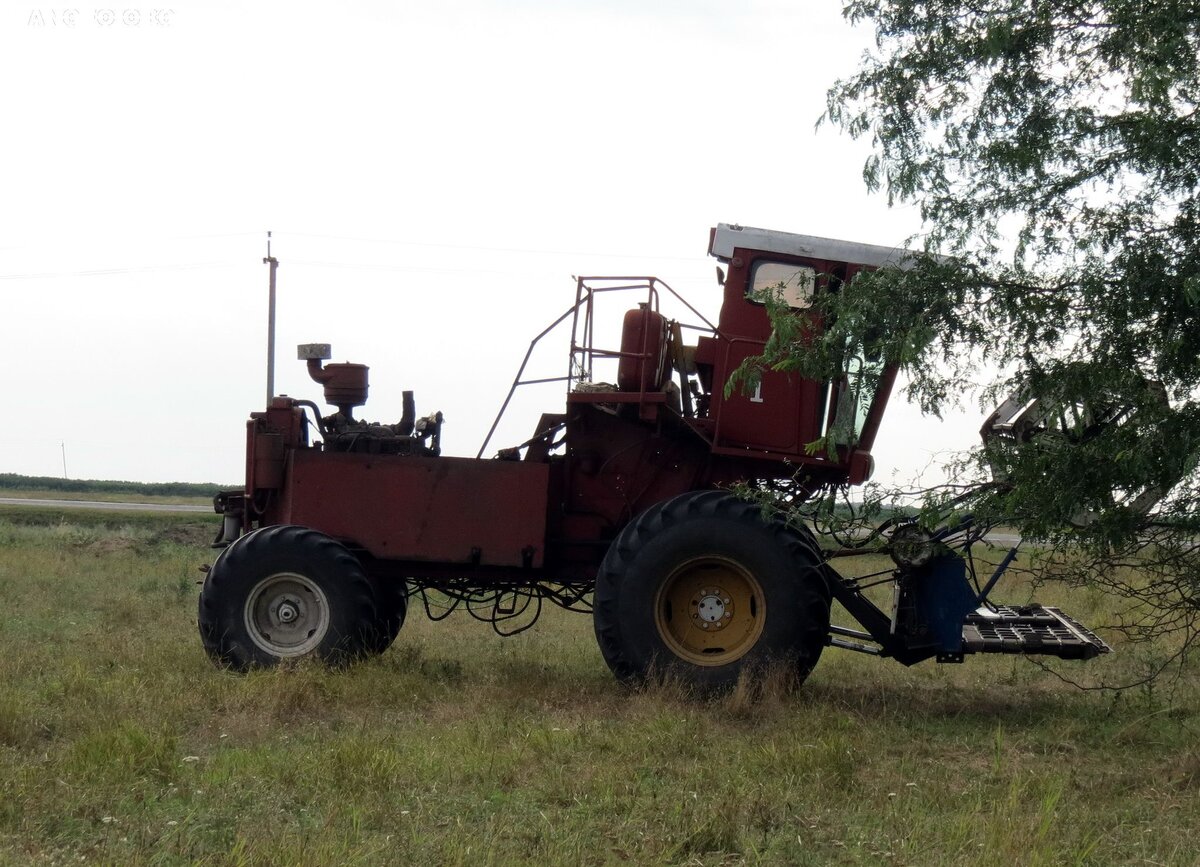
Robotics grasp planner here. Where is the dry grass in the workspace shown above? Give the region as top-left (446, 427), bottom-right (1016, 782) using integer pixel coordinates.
top-left (0, 514), bottom-right (1197, 864)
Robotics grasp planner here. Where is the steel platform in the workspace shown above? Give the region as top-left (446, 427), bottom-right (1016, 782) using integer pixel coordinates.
top-left (961, 605), bottom-right (1111, 660)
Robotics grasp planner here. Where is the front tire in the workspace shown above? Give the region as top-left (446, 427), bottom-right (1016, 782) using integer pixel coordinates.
top-left (593, 491), bottom-right (830, 692)
top-left (199, 525), bottom-right (379, 671)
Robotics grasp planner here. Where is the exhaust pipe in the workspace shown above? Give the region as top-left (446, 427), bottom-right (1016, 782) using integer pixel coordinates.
top-left (398, 390), bottom-right (416, 436)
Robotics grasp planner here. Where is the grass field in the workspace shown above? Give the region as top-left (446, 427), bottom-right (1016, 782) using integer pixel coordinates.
top-left (1, 509), bottom-right (1198, 865)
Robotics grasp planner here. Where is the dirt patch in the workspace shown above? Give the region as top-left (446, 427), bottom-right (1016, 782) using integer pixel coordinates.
top-left (86, 536), bottom-right (142, 555)
top-left (150, 522), bottom-right (214, 548)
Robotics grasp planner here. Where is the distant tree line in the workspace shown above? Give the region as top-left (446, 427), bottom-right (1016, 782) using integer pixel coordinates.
top-left (0, 474), bottom-right (232, 498)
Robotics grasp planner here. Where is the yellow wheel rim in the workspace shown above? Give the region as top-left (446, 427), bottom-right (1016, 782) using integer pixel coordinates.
top-left (653, 556), bottom-right (765, 666)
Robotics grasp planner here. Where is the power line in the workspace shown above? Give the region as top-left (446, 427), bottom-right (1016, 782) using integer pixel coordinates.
top-left (0, 229), bottom-right (717, 283)
top-left (280, 230), bottom-right (710, 262)
top-left (0, 230), bottom-right (262, 254)
top-left (0, 261), bottom-right (242, 280)
top-left (284, 259), bottom-right (718, 296)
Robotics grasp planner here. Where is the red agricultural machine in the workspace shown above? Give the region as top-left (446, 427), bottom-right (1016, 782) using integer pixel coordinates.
top-left (200, 223), bottom-right (1109, 690)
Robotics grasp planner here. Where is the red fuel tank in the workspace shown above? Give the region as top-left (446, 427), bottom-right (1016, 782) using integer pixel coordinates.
top-left (617, 305), bottom-right (667, 392)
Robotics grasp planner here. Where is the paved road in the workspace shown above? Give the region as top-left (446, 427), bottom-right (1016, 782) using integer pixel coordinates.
top-left (0, 497), bottom-right (211, 514)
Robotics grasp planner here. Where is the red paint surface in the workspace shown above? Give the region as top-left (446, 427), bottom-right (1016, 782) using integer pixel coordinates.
top-left (272, 451), bottom-right (549, 568)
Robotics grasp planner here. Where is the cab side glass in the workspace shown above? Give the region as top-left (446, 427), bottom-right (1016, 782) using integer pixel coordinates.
top-left (749, 261), bottom-right (816, 309)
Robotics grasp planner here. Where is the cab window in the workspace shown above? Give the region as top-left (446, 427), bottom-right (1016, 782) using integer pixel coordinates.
top-left (749, 261), bottom-right (815, 309)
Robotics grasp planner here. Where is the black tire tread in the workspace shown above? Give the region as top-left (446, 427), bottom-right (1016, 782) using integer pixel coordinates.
top-left (366, 578), bottom-right (409, 655)
top-left (198, 525), bottom-right (379, 671)
top-left (593, 490), bottom-right (830, 689)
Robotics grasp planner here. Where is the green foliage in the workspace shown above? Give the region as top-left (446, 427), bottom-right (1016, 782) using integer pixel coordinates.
top-left (826, 2), bottom-right (1200, 424)
top-left (737, 1), bottom-right (1200, 647)
top-left (821, 0), bottom-right (1200, 508)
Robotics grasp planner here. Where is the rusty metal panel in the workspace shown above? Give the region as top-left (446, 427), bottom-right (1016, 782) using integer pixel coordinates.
top-left (280, 452), bottom-right (549, 568)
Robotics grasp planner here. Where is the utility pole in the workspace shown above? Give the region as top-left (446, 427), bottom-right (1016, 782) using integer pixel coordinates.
top-left (264, 231), bottom-right (279, 405)
top-left (61, 442), bottom-right (67, 480)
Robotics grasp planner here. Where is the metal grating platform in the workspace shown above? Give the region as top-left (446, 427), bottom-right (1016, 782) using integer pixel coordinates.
top-left (961, 605), bottom-right (1112, 660)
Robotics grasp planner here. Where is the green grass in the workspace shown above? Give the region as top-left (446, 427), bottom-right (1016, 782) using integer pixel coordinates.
top-left (0, 516), bottom-right (1198, 865)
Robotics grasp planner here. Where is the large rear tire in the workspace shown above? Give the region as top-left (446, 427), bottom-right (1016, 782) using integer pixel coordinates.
top-left (199, 525), bottom-right (379, 671)
top-left (366, 578), bottom-right (409, 654)
top-left (593, 491), bottom-right (830, 692)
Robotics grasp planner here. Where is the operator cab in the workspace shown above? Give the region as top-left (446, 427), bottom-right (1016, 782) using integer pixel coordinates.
top-left (698, 223), bottom-right (913, 481)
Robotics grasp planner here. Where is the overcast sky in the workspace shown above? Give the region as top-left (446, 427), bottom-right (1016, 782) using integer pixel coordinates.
top-left (1, 1), bottom-right (983, 486)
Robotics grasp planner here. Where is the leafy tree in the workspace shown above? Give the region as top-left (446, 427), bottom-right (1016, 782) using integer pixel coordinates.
top-left (751, 0), bottom-right (1200, 668)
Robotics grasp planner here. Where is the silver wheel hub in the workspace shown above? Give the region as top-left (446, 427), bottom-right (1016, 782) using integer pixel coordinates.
top-left (691, 587), bottom-right (734, 631)
top-left (276, 599), bottom-right (300, 624)
top-left (244, 572), bottom-right (330, 657)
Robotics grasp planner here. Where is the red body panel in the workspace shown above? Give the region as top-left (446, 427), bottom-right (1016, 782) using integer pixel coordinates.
top-left (709, 337), bottom-right (826, 453)
top-left (266, 451), bottom-right (549, 568)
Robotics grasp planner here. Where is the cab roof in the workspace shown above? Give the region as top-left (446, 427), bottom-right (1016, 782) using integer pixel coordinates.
top-left (709, 223), bottom-right (920, 270)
